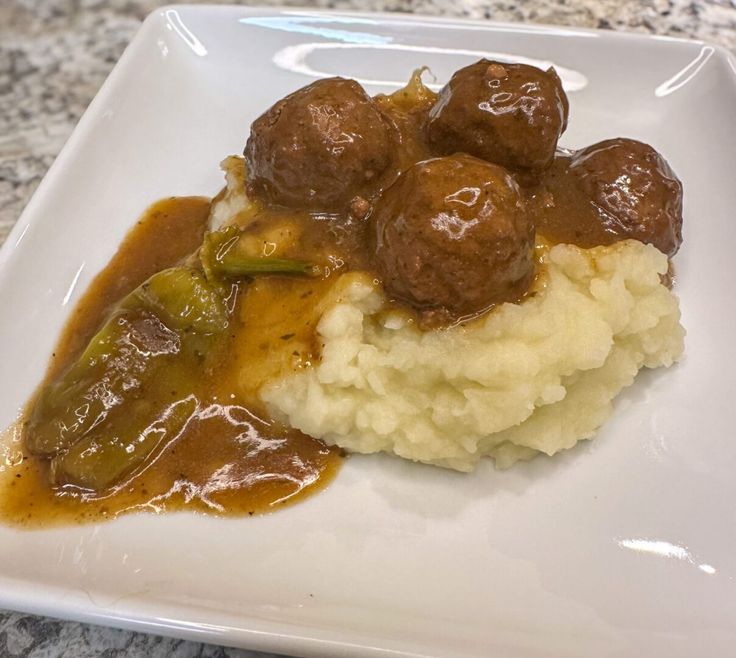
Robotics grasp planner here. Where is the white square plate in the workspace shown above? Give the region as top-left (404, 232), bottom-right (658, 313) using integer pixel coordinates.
top-left (1, 6), bottom-right (736, 657)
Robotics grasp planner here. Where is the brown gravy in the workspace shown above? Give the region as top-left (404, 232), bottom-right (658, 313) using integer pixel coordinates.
top-left (0, 198), bottom-right (341, 528)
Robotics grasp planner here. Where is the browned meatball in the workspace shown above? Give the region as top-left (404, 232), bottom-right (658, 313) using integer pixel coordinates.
top-left (372, 154), bottom-right (535, 318)
top-left (426, 60), bottom-right (569, 171)
top-left (570, 138), bottom-right (683, 256)
top-left (244, 78), bottom-right (395, 210)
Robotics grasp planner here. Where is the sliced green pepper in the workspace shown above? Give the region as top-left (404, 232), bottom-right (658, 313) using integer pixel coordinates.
top-left (50, 395), bottom-right (198, 491)
top-left (201, 226), bottom-right (318, 280)
top-left (131, 267), bottom-right (229, 333)
top-left (28, 224), bottom-right (317, 492)
top-left (26, 267), bottom-right (227, 459)
top-left (27, 309), bottom-right (179, 456)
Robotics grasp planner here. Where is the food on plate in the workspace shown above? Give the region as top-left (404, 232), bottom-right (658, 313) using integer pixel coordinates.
top-left (244, 77), bottom-right (395, 210)
top-left (0, 59), bottom-right (685, 526)
top-left (263, 242), bottom-right (680, 471)
top-left (427, 60), bottom-right (569, 170)
top-left (525, 138), bottom-right (684, 255)
top-left (372, 153), bottom-right (534, 318)
top-left (569, 138), bottom-right (683, 256)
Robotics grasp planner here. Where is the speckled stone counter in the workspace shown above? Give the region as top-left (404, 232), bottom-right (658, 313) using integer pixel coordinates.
top-left (1, 1), bottom-right (735, 656)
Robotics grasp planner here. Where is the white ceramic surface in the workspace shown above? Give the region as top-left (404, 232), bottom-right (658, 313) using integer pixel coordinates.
top-left (1, 6), bottom-right (735, 657)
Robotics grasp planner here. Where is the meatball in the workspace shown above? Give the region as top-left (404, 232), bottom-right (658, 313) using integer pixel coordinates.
top-left (244, 78), bottom-right (395, 210)
top-left (570, 138), bottom-right (683, 256)
top-left (372, 153), bottom-right (535, 318)
top-left (426, 60), bottom-right (569, 171)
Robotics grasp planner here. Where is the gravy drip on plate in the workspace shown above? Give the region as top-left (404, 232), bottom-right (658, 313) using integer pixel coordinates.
top-left (0, 198), bottom-right (340, 527)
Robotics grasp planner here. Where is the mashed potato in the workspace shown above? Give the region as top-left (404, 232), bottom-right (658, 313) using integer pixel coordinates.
top-left (213, 157), bottom-right (685, 472)
top-left (261, 242), bottom-right (684, 471)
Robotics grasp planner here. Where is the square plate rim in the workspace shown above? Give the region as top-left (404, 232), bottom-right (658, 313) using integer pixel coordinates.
top-left (1, 6), bottom-right (735, 658)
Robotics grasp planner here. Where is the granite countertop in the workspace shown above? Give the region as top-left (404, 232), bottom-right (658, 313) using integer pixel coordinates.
top-left (1, 0), bottom-right (735, 656)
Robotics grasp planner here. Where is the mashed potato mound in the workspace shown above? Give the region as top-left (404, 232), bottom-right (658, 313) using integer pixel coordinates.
top-left (212, 156), bottom-right (685, 472)
top-left (261, 240), bottom-right (684, 471)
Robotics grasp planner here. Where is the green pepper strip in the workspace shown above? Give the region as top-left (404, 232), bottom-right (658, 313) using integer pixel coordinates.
top-left (50, 395), bottom-right (198, 492)
top-left (201, 226), bottom-right (318, 280)
top-left (215, 255), bottom-right (318, 278)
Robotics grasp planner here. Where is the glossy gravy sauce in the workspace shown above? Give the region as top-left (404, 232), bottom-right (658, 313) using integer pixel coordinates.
top-left (0, 198), bottom-right (342, 528)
